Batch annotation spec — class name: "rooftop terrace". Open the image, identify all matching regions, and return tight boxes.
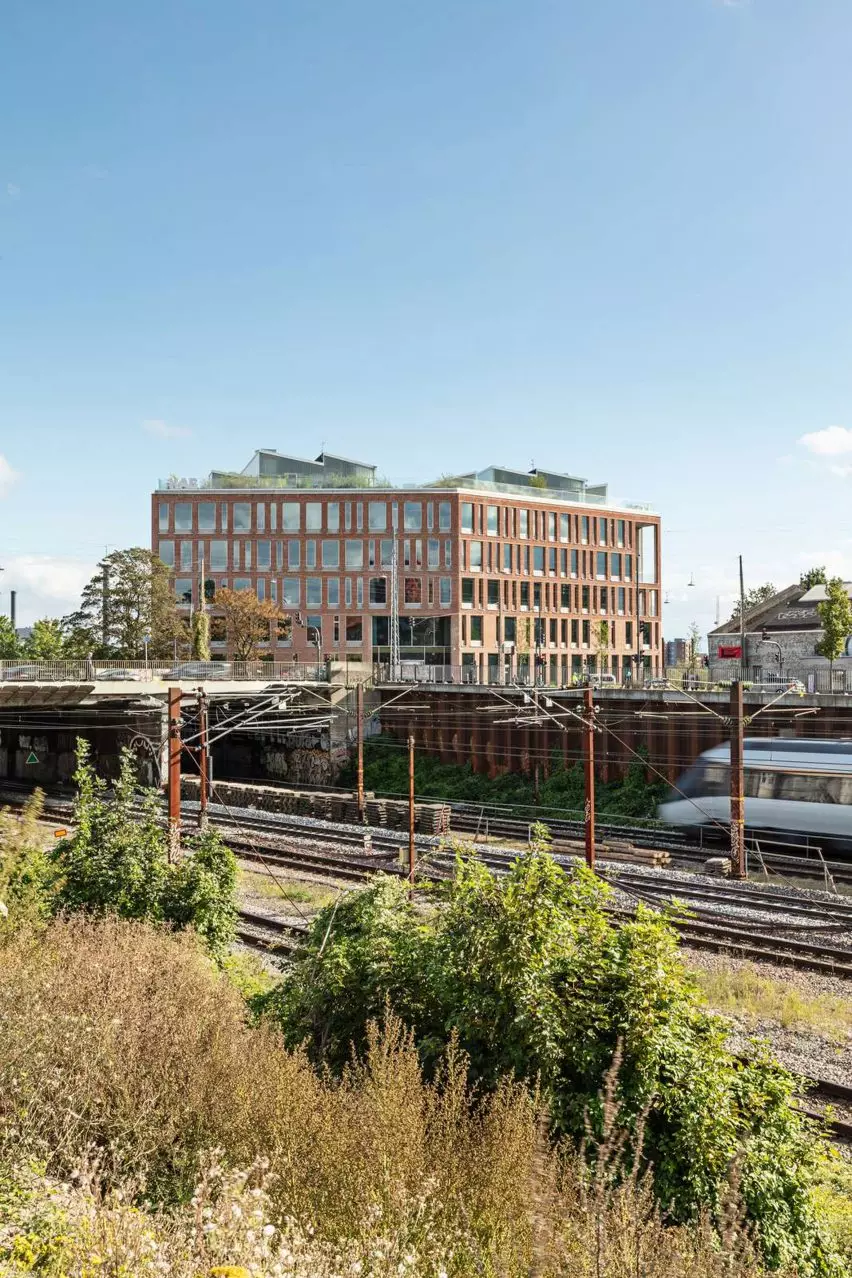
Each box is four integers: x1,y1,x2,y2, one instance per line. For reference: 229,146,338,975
156,451,655,511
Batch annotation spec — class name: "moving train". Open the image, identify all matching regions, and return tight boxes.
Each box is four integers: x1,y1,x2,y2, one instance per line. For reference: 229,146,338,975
657,739,852,853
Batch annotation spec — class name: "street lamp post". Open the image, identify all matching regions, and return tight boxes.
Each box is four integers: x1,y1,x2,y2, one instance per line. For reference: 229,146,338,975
760,630,783,676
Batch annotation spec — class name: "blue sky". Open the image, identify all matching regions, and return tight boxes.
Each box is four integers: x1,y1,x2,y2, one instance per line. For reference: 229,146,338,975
2,0,852,634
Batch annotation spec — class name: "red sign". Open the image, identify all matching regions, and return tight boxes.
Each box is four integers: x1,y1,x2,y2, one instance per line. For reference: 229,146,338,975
718,645,742,659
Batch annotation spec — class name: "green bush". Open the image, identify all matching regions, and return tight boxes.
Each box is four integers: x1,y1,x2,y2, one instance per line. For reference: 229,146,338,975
51,741,237,957
264,836,841,1275
0,792,53,934
338,737,666,821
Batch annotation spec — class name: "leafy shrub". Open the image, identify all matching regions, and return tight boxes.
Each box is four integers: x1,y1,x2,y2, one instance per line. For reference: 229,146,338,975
265,842,841,1275
0,791,52,933
0,915,815,1276
51,741,236,957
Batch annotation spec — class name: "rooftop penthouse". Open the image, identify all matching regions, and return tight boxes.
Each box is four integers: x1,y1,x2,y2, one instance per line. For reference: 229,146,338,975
158,449,654,512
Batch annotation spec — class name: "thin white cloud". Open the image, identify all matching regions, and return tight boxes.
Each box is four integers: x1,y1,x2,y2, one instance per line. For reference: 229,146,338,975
6,182,20,199
142,418,192,440
798,425,852,457
0,454,19,496
4,555,95,623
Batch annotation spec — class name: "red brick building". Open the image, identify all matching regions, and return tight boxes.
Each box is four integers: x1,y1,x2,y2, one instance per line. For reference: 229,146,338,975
151,450,662,680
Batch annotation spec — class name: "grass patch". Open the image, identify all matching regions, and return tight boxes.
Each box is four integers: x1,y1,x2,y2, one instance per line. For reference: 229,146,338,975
693,964,852,1039
238,868,338,910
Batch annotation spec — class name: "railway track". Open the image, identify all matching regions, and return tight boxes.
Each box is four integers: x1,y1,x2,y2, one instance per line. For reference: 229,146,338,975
6,785,852,978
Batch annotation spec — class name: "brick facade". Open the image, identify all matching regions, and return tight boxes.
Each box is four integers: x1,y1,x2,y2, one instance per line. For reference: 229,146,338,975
151,487,662,678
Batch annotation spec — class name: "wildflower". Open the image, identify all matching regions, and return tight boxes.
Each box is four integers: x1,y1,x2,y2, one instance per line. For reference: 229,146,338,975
262,1224,275,1237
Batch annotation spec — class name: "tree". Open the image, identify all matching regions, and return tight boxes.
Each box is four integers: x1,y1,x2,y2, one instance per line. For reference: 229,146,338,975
816,576,852,674
591,620,610,672
687,620,701,671
730,583,777,620
25,618,66,659
191,610,211,661
264,841,841,1274
0,616,21,659
63,548,187,659
214,587,285,660
800,566,828,590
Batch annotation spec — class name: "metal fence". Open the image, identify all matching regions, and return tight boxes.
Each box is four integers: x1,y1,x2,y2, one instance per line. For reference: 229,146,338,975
0,659,328,684
373,662,852,694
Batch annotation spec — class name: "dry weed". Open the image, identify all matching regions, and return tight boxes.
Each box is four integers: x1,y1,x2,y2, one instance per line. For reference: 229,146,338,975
0,917,807,1276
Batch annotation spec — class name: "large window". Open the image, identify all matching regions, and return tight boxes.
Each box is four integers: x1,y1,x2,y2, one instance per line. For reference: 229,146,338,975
486,505,498,535
439,501,451,531
469,541,483,570
158,502,169,532
256,504,266,533
559,513,569,542
282,502,300,531
404,501,422,531
233,503,251,532
306,578,322,606
287,540,300,569
179,541,192,570
322,540,340,569
533,547,545,575
548,513,556,541
174,579,192,605
462,578,474,605
305,503,322,531
369,577,387,605
197,501,216,532
610,553,621,579
305,540,317,568
327,578,340,606
571,549,578,576
368,501,386,531
210,540,228,571
158,540,175,567
326,502,340,532
470,616,483,643
427,538,440,568
596,551,607,579
256,541,272,569
345,540,363,568
439,577,451,606
487,580,499,606
404,577,422,604
174,503,192,532
234,578,252,592
581,516,589,543
346,617,363,643
282,578,300,605
518,509,528,539
461,502,473,533
598,517,607,545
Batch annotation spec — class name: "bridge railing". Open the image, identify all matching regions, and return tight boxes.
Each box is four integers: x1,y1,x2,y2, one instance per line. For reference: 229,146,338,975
0,659,328,683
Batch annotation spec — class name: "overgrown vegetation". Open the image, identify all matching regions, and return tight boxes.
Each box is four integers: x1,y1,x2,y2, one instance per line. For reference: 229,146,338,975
263,833,842,1274
0,914,837,1276
693,960,852,1041
0,744,237,958
338,736,667,820
50,742,237,957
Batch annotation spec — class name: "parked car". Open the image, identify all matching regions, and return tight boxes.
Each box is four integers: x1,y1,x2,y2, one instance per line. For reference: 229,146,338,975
648,677,670,689
585,673,618,688
1,664,44,681
96,668,147,681
749,676,806,695
162,661,233,680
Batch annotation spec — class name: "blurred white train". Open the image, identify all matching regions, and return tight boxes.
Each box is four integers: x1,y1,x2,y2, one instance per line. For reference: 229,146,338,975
657,739,852,853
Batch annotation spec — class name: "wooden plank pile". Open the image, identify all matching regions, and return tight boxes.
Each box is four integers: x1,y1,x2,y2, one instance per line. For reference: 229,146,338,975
551,836,670,867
